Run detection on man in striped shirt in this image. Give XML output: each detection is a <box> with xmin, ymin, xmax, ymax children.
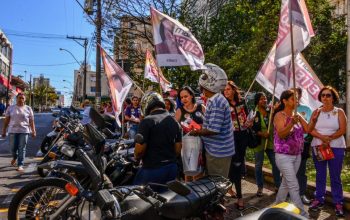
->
<box><xmin>190</xmin><ymin>63</ymin><xmax>235</xmax><ymax>178</ymax></box>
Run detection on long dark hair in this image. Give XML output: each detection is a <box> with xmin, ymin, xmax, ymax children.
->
<box><xmin>273</xmin><ymin>89</ymin><xmax>295</xmax><ymax>117</ymax></box>
<box><xmin>178</xmin><ymin>86</ymin><xmax>196</xmax><ymax>104</ymax></box>
<box><xmin>225</xmin><ymin>81</ymin><xmax>242</xmax><ymax>103</ymax></box>
<box><xmin>254</xmin><ymin>92</ymin><xmax>266</xmax><ymax>107</ymax></box>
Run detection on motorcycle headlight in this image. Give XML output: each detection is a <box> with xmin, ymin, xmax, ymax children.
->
<box><xmin>60</xmin><ymin>144</ymin><xmax>75</xmax><ymax>157</ymax></box>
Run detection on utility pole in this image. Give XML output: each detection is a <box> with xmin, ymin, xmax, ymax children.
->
<box><xmin>66</xmin><ymin>36</ymin><xmax>88</xmax><ymax>100</ymax></box>
<box><xmin>346</xmin><ymin>0</ymin><xmax>350</xmax><ymax>147</ymax></box>
<box><xmin>29</xmin><ymin>74</ymin><xmax>32</xmax><ymax>108</ymax></box>
<box><xmin>95</xmin><ymin>0</ymin><xmax>102</xmax><ymax>105</ymax></box>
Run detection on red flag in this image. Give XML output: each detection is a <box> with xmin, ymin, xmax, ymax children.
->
<box><xmin>100</xmin><ymin>46</ymin><xmax>133</xmax><ymax>126</ymax></box>
<box><xmin>275</xmin><ymin>0</ymin><xmax>315</xmax><ymax>68</ymax></box>
<box><xmin>150</xmin><ymin>7</ymin><xmax>205</xmax><ymax>70</ymax></box>
<box><xmin>144</xmin><ymin>50</ymin><xmax>171</xmax><ymax>91</ymax></box>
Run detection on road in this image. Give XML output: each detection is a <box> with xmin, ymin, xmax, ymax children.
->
<box><xmin>0</xmin><ymin>113</ymin><xmax>54</xmax><ymax>219</ymax></box>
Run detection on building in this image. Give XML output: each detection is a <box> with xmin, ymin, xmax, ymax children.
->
<box><xmin>33</xmin><ymin>74</ymin><xmax>50</xmax><ymax>88</ymax></box>
<box><xmin>329</xmin><ymin>0</ymin><xmax>347</xmax><ymax>16</ymax></box>
<box><xmin>74</xmin><ymin>64</ymin><xmax>109</xmax><ymax>103</ymax></box>
<box><xmin>0</xmin><ymin>29</ymin><xmax>13</xmax><ymax>100</ymax></box>
<box><xmin>113</xmin><ymin>16</ymin><xmax>153</xmax><ymax>75</ymax></box>
<box><xmin>55</xmin><ymin>91</ymin><xmax>64</xmax><ymax>107</ymax></box>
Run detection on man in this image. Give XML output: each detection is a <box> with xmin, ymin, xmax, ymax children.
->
<box><xmin>81</xmin><ymin>99</ymin><xmax>92</xmax><ymax>125</ymax></box>
<box><xmin>296</xmin><ymin>87</ymin><xmax>313</xmax><ymax>204</ymax></box>
<box><xmin>190</xmin><ymin>63</ymin><xmax>235</xmax><ymax>178</ymax></box>
<box><xmin>124</xmin><ymin>96</ymin><xmax>142</xmax><ymax>139</ymax></box>
<box><xmin>133</xmin><ymin>92</ymin><xmax>182</xmax><ymax>192</ymax></box>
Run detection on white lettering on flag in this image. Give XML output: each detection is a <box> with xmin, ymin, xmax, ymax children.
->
<box><xmin>151</xmin><ymin>7</ymin><xmax>205</xmax><ymax>70</ymax></box>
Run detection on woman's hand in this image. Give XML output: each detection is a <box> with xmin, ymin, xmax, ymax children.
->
<box><xmin>291</xmin><ymin>114</ymin><xmax>300</xmax><ymax>125</ymax></box>
<box><xmin>1</xmin><ymin>131</ymin><xmax>6</xmax><ymax>138</ymax></box>
<box><xmin>310</xmin><ymin>108</ymin><xmax>321</xmax><ymax>123</ymax></box>
<box><xmin>261</xmin><ymin>131</ymin><xmax>269</xmax><ymax>138</ymax></box>
<box><xmin>319</xmin><ymin>135</ymin><xmax>331</xmax><ymax>144</ymax></box>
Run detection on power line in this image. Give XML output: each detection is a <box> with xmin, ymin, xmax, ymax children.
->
<box><xmin>13</xmin><ymin>62</ymin><xmax>77</xmax><ymax>67</ymax></box>
<box><xmin>3</xmin><ymin>29</ymin><xmax>90</xmax><ymax>40</ymax></box>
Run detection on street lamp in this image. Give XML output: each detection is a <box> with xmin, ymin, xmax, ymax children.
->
<box><xmin>59</xmin><ymin>47</ymin><xmax>87</xmax><ymax>99</ymax></box>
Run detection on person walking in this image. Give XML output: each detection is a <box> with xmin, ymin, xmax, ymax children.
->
<box><xmin>252</xmin><ymin>92</ymin><xmax>281</xmax><ymax>197</ymax></box>
<box><xmin>273</xmin><ymin>89</ymin><xmax>310</xmax><ymax>218</ymax></box>
<box><xmin>308</xmin><ymin>86</ymin><xmax>347</xmax><ymax>217</ymax></box>
<box><xmin>2</xmin><ymin>93</ymin><xmax>36</xmax><ymax>171</ymax></box>
<box><xmin>124</xmin><ymin>96</ymin><xmax>142</xmax><ymax>139</ymax></box>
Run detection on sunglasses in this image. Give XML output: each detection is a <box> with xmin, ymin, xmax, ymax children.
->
<box><xmin>321</xmin><ymin>93</ymin><xmax>332</xmax><ymax>98</ymax></box>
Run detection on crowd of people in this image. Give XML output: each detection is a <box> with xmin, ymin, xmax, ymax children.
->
<box><xmin>2</xmin><ymin>62</ymin><xmax>346</xmax><ymax>218</ymax></box>
<box><xmin>117</xmin><ymin>63</ymin><xmax>347</xmax><ymax>218</ymax></box>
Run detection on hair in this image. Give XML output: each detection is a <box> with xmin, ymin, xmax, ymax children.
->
<box><xmin>274</xmin><ymin>89</ymin><xmax>295</xmax><ymax>117</ymax></box>
<box><xmin>295</xmin><ymin>87</ymin><xmax>302</xmax><ymax>97</ymax></box>
<box><xmin>164</xmin><ymin>98</ymin><xmax>175</xmax><ymax>112</ymax></box>
<box><xmin>178</xmin><ymin>86</ymin><xmax>196</xmax><ymax>104</ymax></box>
<box><xmin>318</xmin><ymin>85</ymin><xmax>339</xmax><ymax>104</ymax></box>
<box><xmin>254</xmin><ymin>92</ymin><xmax>266</xmax><ymax>106</ymax></box>
<box><xmin>159</xmin><ymin>18</ymin><xmax>174</xmax><ymax>41</ymax></box>
<box><xmin>226</xmin><ymin>81</ymin><xmax>242</xmax><ymax>103</ymax></box>
<box><xmin>125</xmin><ymin>97</ymin><xmax>132</xmax><ymax>105</ymax></box>
<box><xmin>132</xmin><ymin>96</ymin><xmax>139</xmax><ymax>101</ymax></box>
<box><xmin>17</xmin><ymin>93</ymin><xmax>25</xmax><ymax>98</ymax></box>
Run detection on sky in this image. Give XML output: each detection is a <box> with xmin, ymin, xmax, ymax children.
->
<box><xmin>0</xmin><ymin>0</ymin><xmax>96</xmax><ymax>106</ymax></box>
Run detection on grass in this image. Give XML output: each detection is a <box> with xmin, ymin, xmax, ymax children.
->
<box><xmin>245</xmin><ymin>148</ymin><xmax>350</xmax><ymax>192</ymax></box>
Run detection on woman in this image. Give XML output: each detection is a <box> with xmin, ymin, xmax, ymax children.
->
<box><xmin>175</xmin><ymin>86</ymin><xmax>205</xmax><ymax>181</ymax></box>
<box><xmin>308</xmin><ymin>86</ymin><xmax>346</xmax><ymax>217</ymax></box>
<box><xmin>2</xmin><ymin>93</ymin><xmax>36</xmax><ymax>171</ymax></box>
<box><xmin>252</xmin><ymin>92</ymin><xmax>280</xmax><ymax>197</ymax></box>
<box><xmin>273</xmin><ymin>89</ymin><xmax>310</xmax><ymax>218</ymax></box>
<box><xmin>223</xmin><ymin>81</ymin><xmax>251</xmax><ymax>210</ymax></box>
<box><xmin>164</xmin><ymin>98</ymin><xmax>176</xmax><ymax>117</ymax></box>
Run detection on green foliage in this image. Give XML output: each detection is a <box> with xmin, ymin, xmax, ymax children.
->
<box><xmin>189</xmin><ymin>0</ymin><xmax>346</xmax><ymax>94</ymax></box>
<box><xmin>33</xmin><ymin>85</ymin><xmax>58</xmax><ymax>107</ymax></box>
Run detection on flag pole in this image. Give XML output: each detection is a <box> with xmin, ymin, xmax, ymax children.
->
<box><xmin>289</xmin><ymin>0</ymin><xmax>297</xmax><ymax>114</ymax></box>
<box><xmin>264</xmin><ymin>72</ymin><xmax>278</xmax><ymax>150</ymax></box>
<box><xmin>244</xmin><ymin>74</ymin><xmax>258</xmax><ymax>99</ymax></box>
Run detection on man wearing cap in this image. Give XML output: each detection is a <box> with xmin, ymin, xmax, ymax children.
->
<box><xmin>190</xmin><ymin>63</ymin><xmax>235</xmax><ymax>178</ymax></box>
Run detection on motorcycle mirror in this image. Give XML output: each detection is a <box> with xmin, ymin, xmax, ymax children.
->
<box><xmin>134</xmin><ymin>134</ymin><xmax>144</xmax><ymax>144</ymax></box>
<box><xmin>167</xmin><ymin>180</ymin><xmax>191</xmax><ymax>196</ymax></box>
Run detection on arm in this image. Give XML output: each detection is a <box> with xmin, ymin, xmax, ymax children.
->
<box><xmin>298</xmin><ymin>113</ymin><xmax>309</xmax><ymax>133</ymax></box>
<box><xmin>175</xmin><ymin>108</ymin><xmax>181</xmax><ymax>122</ymax></box>
<box><xmin>273</xmin><ymin>112</ymin><xmax>296</xmax><ymax>139</ymax></box>
<box><xmin>134</xmin><ymin>143</ymin><xmax>147</xmax><ymax>160</ymax></box>
<box><xmin>190</xmin><ymin>128</ymin><xmax>218</xmax><ymax>136</ymax></box>
<box><xmin>2</xmin><ymin>116</ymin><xmax>10</xmax><ymax>137</ymax></box>
<box><xmin>201</xmin><ymin>104</ymin><xmax>206</xmax><ymax>114</ymax></box>
<box><xmin>174</xmin><ymin>142</ymin><xmax>182</xmax><ymax>156</ymax></box>
<box><xmin>30</xmin><ymin>118</ymin><xmax>36</xmax><ymax>137</ymax></box>
<box><xmin>307</xmin><ymin>109</ymin><xmax>320</xmax><ymax>133</ymax></box>
<box><xmin>329</xmin><ymin>109</ymin><xmax>347</xmax><ymax>140</ymax></box>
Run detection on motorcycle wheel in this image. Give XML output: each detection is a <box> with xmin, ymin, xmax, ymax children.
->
<box><xmin>37</xmin><ymin>154</ymin><xmax>53</xmax><ymax>177</ymax></box>
<box><xmin>8</xmin><ymin>178</ymin><xmax>76</xmax><ymax>220</ymax></box>
<box><xmin>40</xmin><ymin>136</ymin><xmax>52</xmax><ymax>154</ymax></box>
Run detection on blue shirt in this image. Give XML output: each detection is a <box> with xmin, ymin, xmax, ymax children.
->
<box><xmin>202</xmin><ymin>93</ymin><xmax>235</xmax><ymax>157</ymax></box>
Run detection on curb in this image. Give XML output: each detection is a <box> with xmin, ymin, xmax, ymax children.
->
<box><xmin>245</xmin><ymin>161</ymin><xmax>350</xmax><ymax>211</ymax></box>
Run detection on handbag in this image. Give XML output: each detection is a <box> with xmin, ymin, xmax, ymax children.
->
<box><xmin>313</xmin><ymin>144</ymin><xmax>334</xmax><ymax>161</ymax></box>
<box><xmin>247</xmin><ymin>128</ymin><xmax>259</xmax><ymax>149</ymax></box>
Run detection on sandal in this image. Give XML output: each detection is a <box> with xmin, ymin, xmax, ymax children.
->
<box><xmin>226</xmin><ymin>188</ymin><xmax>237</xmax><ymax>198</ymax></box>
<box><xmin>256</xmin><ymin>188</ymin><xmax>263</xmax><ymax>197</ymax></box>
<box><xmin>235</xmin><ymin>199</ymin><xmax>244</xmax><ymax>211</ymax></box>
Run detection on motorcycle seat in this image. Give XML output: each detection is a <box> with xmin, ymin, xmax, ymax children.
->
<box><xmin>160</xmin><ymin>178</ymin><xmax>218</xmax><ymax>219</ymax></box>
<box><xmin>54</xmin><ymin>160</ymin><xmax>88</xmax><ymax>175</ymax></box>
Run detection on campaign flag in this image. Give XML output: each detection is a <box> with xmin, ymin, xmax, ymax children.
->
<box><xmin>256</xmin><ymin>43</ymin><xmax>323</xmax><ymax>110</ymax></box>
<box><xmin>275</xmin><ymin>0</ymin><xmax>315</xmax><ymax>68</ymax></box>
<box><xmin>150</xmin><ymin>7</ymin><xmax>205</xmax><ymax>70</ymax></box>
<box><xmin>100</xmin><ymin>45</ymin><xmax>133</xmax><ymax>126</ymax></box>
<box><xmin>144</xmin><ymin>50</ymin><xmax>171</xmax><ymax>92</ymax></box>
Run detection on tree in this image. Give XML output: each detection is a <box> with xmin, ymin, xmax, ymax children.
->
<box><xmin>33</xmin><ymin>85</ymin><xmax>58</xmax><ymax>108</ymax></box>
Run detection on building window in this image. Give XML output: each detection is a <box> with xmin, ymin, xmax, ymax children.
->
<box><xmin>91</xmin><ymin>87</ymin><xmax>96</xmax><ymax>92</ymax></box>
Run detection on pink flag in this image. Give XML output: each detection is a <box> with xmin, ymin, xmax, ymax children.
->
<box><xmin>256</xmin><ymin>43</ymin><xmax>323</xmax><ymax>110</ymax></box>
<box><xmin>275</xmin><ymin>0</ymin><xmax>315</xmax><ymax>68</ymax></box>
<box><xmin>100</xmin><ymin>46</ymin><xmax>133</xmax><ymax>126</ymax></box>
<box><xmin>144</xmin><ymin>50</ymin><xmax>171</xmax><ymax>91</ymax></box>
<box><xmin>150</xmin><ymin>7</ymin><xmax>205</xmax><ymax>70</ymax></box>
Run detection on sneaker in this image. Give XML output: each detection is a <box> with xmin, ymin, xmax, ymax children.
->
<box><xmin>309</xmin><ymin>200</ymin><xmax>324</xmax><ymax>211</ymax></box>
<box><xmin>335</xmin><ymin>204</ymin><xmax>344</xmax><ymax>217</ymax></box>
<box><xmin>301</xmin><ymin>195</ymin><xmax>311</xmax><ymax>205</ymax></box>
<box><xmin>10</xmin><ymin>159</ymin><xmax>16</xmax><ymax>167</ymax></box>
<box><xmin>17</xmin><ymin>166</ymin><xmax>24</xmax><ymax>172</ymax></box>
<box><xmin>256</xmin><ymin>188</ymin><xmax>263</xmax><ymax>197</ymax></box>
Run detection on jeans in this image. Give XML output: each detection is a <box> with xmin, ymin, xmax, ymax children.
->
<box><xmin>312</xmin><ymin>148</ymin><xmax>345</xmax><ymax>204</ymax></box>
<box><xmin>9</xmin><ymin>133</ymin><xmax>29</xmax><ymax>166</ymax></box>
<box><xmin>133</xmin><ymin>163</ymin><xmax>177</xmax><ymax>192</ymax></box>
<box><xmin>275</xmin><ymin>153</ymin><xmax>308</xmax><ymax>218</ymax></box>
<box><xmin>254</xmin><ymin>149</ymin><xmax>281</xmax><ymax>189</ymax></box>
<box><xmin>128</xmin><ymin>124</ymin><xmax>138</xmax><ymax>139</ymax></box>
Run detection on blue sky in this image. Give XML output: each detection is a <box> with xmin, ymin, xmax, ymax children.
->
<box><xmin>0</xmin><ymin>0</ymin><xmax>96</xmax><ymax>105</ymax></box>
